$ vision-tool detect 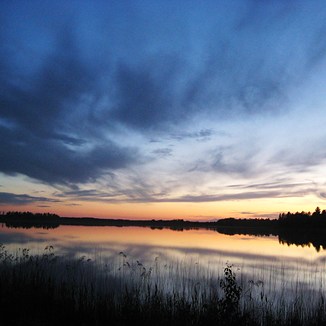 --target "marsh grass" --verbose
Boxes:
[0,244,325,325]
